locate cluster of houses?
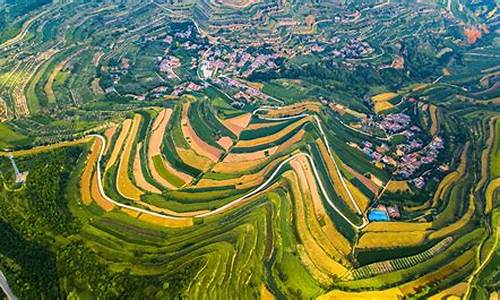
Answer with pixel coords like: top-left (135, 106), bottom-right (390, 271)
top-left (200, 47), bottom-right (282, 79)
top-left (380, 113), bottom-right (411, 133)
top-left (395, 136), bottom-right (445, 186)
top-left (357, 141), bottom-right (398, 169)
top-left (351, 110), bottom-right (446, 189)
top-left (159, 55), bottom-right (181, 80)
top-left (332, 38), bottom-right (374, 59)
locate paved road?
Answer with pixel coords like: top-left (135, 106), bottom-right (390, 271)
top-left (0, 271), bottom-right (17, 300)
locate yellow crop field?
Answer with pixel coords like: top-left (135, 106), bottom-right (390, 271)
top-left (428, 282), bottom-right (467, 300)
top-left (429, 194), bottom-right (475, 240)
top-left (116, 114), bottom-right (144, 201)
top-left (276, 129), bottom-right (305, 153)
top-left (374, 101), bottom-right (394, 113)
top-left (318, 288), bottom-right (404, 300)
top-left (264, 101), bottom-right (321, 118)
top-left (357, 231), bottom-right (428, 249)
top-left (80, 138), bottom-right (101, 205)
top-left (212, 157), bottom-right (267, 173)
top-left (106, 119), bottom-right (132, 172)
top-left (91, 172), bottom-right (114, 212)
top-left (345, 180), bottom-right (370, 212)
top-left (363, 221), bottom-right (432, 232)
top-left (485, 178), bottom-right (500, 214)
top-left (137, 213), bottom-right (193, 228)
top-left (246, 120), bottom-right (286, 131)
top-left (260, 284), bottom-right (275, 300)
top-left (176, 147), bottom-right (212, 171)
top-left (292, 156), bottom-right (351, 258)
top-left (429, 105), bottom-right (439, 136)
top-left (386, 180), bottom-right (410, 193)
top-left (371, 92), bottom-right (398, 113)
top-left (288, 158), bottom-right (351, 278)
top-left (371, 92), bottom-right (398, 102)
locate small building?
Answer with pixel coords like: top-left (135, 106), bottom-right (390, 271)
top-left (387, 206), bottom-right (401, 219)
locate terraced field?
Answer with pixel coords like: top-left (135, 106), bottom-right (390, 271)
top-left (0, 0), bottom-right (498, 298)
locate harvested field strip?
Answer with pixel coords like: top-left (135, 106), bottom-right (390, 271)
top-left (351, 237), bottom-right (453, 279)
top-left (371, 92), bottom-right (398, 113)
top-left (182, 103), bottom-right (223, 161)
top-left (276, 129), bottom-right (306, 153)
top-left (198, 100), bottom-right (237, 139)
top-left (236, 117), bottom-right (311, 148)
top-left (133, 143), bottom-right (161, 194)
top-left (344, 180), bottom-right (370, 212)
top-left (116, 114), bottom-right (144, 201)
top-left (105, 119), bottom-right (132, 172)
top-left (80, 138), bottom-right (101, 205)
top-left (357, 231), bottom-right (429, 249)
top-left (91, 171), bottom-right (114, 212)
top-left (221, 113), bottom-right (252, 136)
top-left (217, 136), bottom-right (233, 151)
top-left (371, 92), bottom-right (398, 102)
top-left (342, 163), bottom-right (380, 194)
